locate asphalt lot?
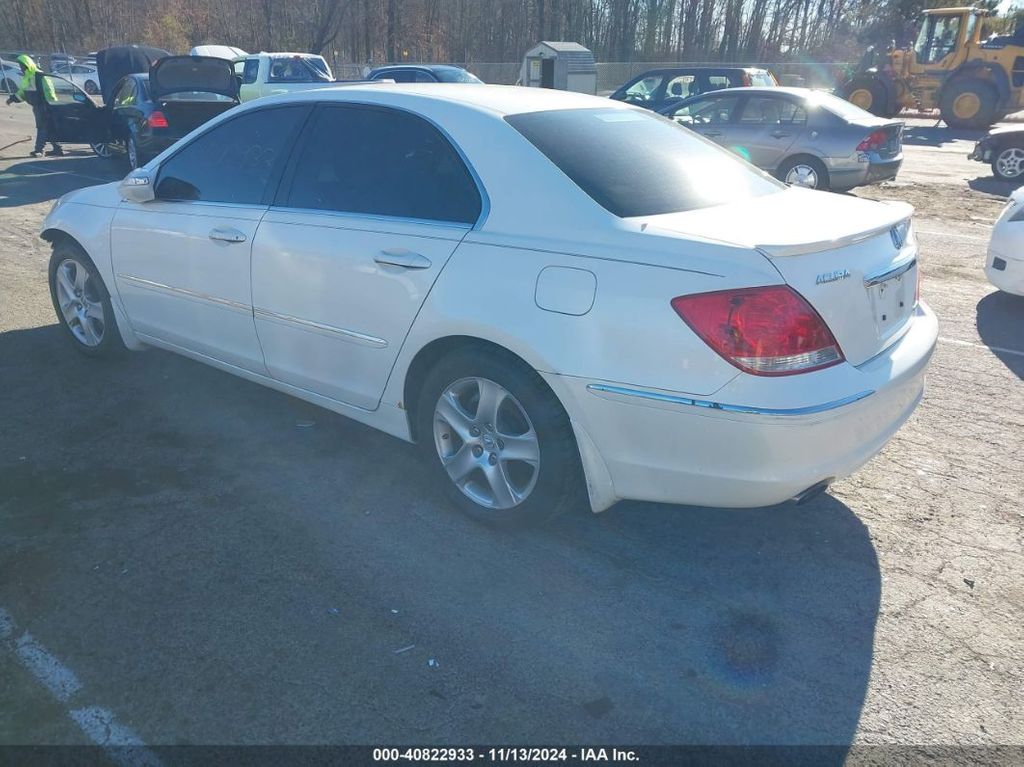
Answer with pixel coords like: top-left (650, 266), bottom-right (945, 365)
top-left (0, 103), bottom-right (1022, 751)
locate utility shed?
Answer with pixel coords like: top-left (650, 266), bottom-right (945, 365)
top-left (520, 42), bottom-right (597, 94)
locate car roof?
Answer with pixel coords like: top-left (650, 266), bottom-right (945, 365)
top-left (633, 66), bottom-right (770, 76)
top-left (372, 64), bottom-right (466, 72)
top-left (262, 82), bottom-right (627, 116)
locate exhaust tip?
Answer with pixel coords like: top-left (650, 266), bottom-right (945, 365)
top-left (792, 479), bottom-right (833, 505)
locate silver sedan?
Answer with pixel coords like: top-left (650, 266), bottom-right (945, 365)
top-left (659, 87), bottom-right (903, 192)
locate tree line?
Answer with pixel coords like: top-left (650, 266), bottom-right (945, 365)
top-left (0, 0), bottom-right (1019, 65)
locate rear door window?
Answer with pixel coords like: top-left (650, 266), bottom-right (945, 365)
top-left (241, 59), bottom-right (260, 84)
top-left (155, 106), bottom-right (308, 204)
top-left (664, 75), bottom-right (696, 101)
top-left (704, 74), bottom-right (733, 92)
top-left (739, 96), bottom-right (805, 125)
top-left (281, 104), bottom-right (482, 225)
top-left (506, 107), bottom-right (782, 218)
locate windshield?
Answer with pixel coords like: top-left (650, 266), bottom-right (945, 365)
top-left (915, 14), bottom-right (962, 64)
top-left (506, 108), bottom-right (783, 218)
top-left (435, 68), bottom-right (483, 83)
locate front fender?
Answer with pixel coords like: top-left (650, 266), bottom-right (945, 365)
top-left (41, 194), bottom-right (144, 350)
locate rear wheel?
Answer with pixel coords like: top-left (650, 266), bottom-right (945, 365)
top-left (941, 80), bottom-right (998, 130)
top-left (777, 155), bottom-right (830, 191)
top-left (48, 240), bottom-right (124, 357)
top-left (841, 77), bottom-right (890, 117)
top-left (90, 141), bottom-right (112, 159)
top-left (416, 347), bottom-right (584, 527)
top-left (992, 144), bottom-right (1024, 182)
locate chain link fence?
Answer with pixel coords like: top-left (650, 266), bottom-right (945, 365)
top-left (368, 61), bottom-right (852, 91)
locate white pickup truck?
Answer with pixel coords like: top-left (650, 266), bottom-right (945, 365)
top-left (233, 52), bottom-right (336, 102)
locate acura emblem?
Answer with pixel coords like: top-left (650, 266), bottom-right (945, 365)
top-left (815, 268), bottom-right (850, 285)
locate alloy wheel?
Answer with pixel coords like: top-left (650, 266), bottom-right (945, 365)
top-left (996, 147), bottom-right (1024, 179)
top-left (785, 164), bottom-right (819, 188)
top-left (90, 141), bottom-right (112, 158)
top-left (55, 258), bottom-right (105, 347)
top-left (432, 377), bottom-right (540, 510)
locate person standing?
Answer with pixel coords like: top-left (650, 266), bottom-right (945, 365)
top-left (5, 54), bottom-right (63, 157)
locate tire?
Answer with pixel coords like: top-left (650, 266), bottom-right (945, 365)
top-left (90, 141), bottom-right (112, 159)
top-left (841, 76), bottom-right (890, 117)
top-left (48, 239), bottom-right (124, 357)
top-left (776, 155), bottom-right (830, 191)
top-left (127, 135), bottom-right (140, 170)
top-left (416, 346), bottom-right (585, 527)
top-left (991, 144), bottom-right (1024, 182)
top-left (940, 80), bottom-right (998, 130)
top-left (84, 80), bottom-right (99, 95)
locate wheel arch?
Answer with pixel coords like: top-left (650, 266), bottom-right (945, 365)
top-left (402, 335), bottom-right (555, 443)
top-left (942, 62), bottom-right (1011, 104)
top-left (40, 225), bottom-right (144, 351)
top-left (399, 333), bottom-right (616, 513)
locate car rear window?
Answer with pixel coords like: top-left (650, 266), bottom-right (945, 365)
top-left (506, 108), bottom-right (783, 218)
top-left (749, 71), bottom-right (776, 87)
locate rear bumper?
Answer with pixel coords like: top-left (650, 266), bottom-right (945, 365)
top-left (548, 302), bottom-right (938, 511)
top-left (830, 155), bottom-right (902, 190)
top-left (985, 248), bottom-right (1024, 296)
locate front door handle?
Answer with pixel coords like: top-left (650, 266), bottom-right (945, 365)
top-left (771, 130), bottom-right (791, 138)
top-left (702, 130), bottom-right (722, 138)
top-left (209, 227), bottom-right (247, 243)
top-left (375, 249), bottom-right (432, 269)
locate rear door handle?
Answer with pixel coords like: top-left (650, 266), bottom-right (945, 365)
top-left (374, 249), bottom-right (432, 269)
top-left (771, 130), bottom-right (791, 138)
top-left (208, 227), bottom-right (247, 243)
top-left (702, 130), bottom-right (722, 138)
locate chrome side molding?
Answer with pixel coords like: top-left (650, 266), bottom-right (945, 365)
top-left (586, 383), bottom-right (875, 416)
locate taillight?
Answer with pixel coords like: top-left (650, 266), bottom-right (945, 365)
top-left (671, 286), bottom-right (844, 376)
top-left (147, 111), bottom-right (168, 129)
top-left (856, 129), bottom-right (888, 152)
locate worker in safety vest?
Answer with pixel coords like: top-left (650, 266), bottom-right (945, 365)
top-left (5, 54), bottom-right (63, 157)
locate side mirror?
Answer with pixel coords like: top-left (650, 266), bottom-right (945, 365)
top-left (119, 168), bottom-right (155, 203)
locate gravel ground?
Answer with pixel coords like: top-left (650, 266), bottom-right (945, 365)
top-left (0, 104), bottom-right (1022, 750)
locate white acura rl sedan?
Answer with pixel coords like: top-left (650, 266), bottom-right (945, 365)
top-left (41, 84), bottom-right (938, 524)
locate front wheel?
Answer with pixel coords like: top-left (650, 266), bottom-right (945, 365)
top-left (416, 347), bottom-right (584, 526)
top-left (48, 240), bottom-right (124, 357)
top-left (992, 145), bottom-right (1024, 182)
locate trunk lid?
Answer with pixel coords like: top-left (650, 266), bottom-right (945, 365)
top-left (149, 55), bottom-right (238, 101)
top-left (643, 188), bottom-right (918, 366)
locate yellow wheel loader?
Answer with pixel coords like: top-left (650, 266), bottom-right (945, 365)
top-left (840, 6), bottom-right (1024, 129)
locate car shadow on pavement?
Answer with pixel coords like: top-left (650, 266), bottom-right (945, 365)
top-left (977, 289), bottom-right (1024, 378)
top-left (0, 323), bottom-right (879, 753)
top-left (901, 124), bottom-right (985, 148)
top-left (0, 155), bottom-right (122, 208)
top-left (967, 176), bottom-right (1020, 197)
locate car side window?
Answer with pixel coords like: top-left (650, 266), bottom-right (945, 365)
top-left (268, 58), bottom-right (311, 83)
top-left (383, 69), bottom-right (416, 83)
top-left (155, 106), bottom-right (307, 204)
top-left (705, 75), bottom-right (731, 91)
top-left (623, 75), bottom-right (663, 104)
top-left (739, 96), bottom-right (803, 125)
top-left (671, 95), bottom-right (740, 125)
top-left (413, 70), bottom-right (437, 83)
top-left (241, 59), bottom-right (260, 85)
top-left (665, 75), bottom-right (696, 100)
top-left (283, 105), bottom-right (482, 225)
top-left (112, 80), bottom-right (134, 107)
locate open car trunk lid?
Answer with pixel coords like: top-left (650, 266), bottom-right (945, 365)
top-left (96, 44), bottom-right (170, 105)
top-left (642, 188), bottom-right (918, 366)
top-left (149, 55), bottom-right (238, 101)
